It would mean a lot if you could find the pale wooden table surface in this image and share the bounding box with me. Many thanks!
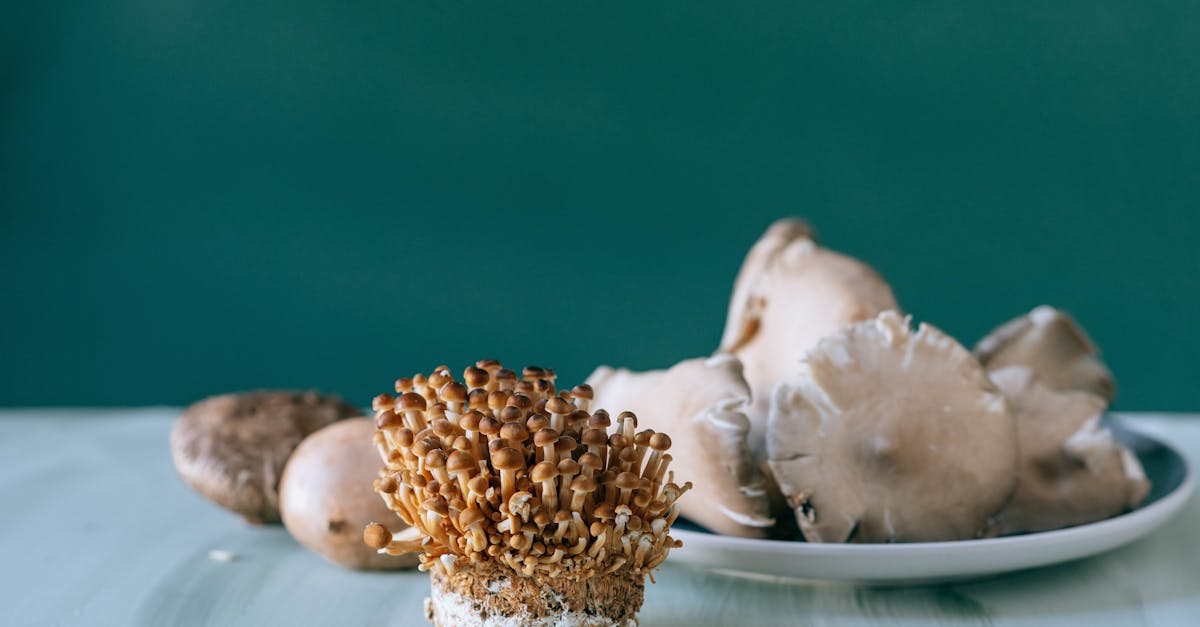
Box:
[2,409,1198,626]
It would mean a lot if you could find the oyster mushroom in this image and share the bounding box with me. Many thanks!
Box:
[586,355,775,537]
[766,311,1018,543]
[989,366,1149,535]
[717,218,898,452]
[974,306,1115,402]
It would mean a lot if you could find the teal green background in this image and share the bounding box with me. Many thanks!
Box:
[2,2,1197,409]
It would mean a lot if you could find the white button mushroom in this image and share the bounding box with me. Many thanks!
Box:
[974,306,1115,402]
[766,311,1019,543]
[279,418,418,570]
[988,366,1150,534]
[587,355,775,537]
[717,218,898,454]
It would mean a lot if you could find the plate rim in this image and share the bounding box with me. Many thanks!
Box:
[672,424,1194,558]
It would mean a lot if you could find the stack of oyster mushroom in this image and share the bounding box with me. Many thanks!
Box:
[591,218,1149,542]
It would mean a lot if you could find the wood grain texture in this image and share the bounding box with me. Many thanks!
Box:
[1,410,1197,626]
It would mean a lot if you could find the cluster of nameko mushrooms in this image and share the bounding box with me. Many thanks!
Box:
[359,364,691,625]
[363,363,688,583]
[171,218,1150,586]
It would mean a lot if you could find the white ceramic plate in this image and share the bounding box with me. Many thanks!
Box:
[671,423,1194,584]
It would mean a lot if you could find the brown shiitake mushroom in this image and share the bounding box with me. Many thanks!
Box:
[989,366,1149,534]
[279,418,419,570]
[717,218,898,454]
[587,355,774,537]
[170,391,359,524]
[975,306,1115,402]
[767,311,1019,543]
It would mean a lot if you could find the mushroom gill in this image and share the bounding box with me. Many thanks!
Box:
[989,366,1149,535]
[766,311,1019,543]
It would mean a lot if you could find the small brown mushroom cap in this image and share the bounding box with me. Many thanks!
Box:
[975,306,1115,402]
[478,417,501,438]
[533,428,560,448]
[581,428,609,448]
[487,391,509,412]
[363,522,392,549]
[499,406,524,423]
[467,388,489,410]
[446,450,476,474]
[425,449,447,469]
[570,384,594,401]
[571,475,597,493]
[463,367,490,390]
[375,410,404,430]
[545,396,572,416]
[499,422,529,444]
[439,382,468,404]
[508,394,534,411]
[411,437,440,458]
[458,410,482,432]
[428,369,451,390]
[989,366,1149,534]
[526,415,551,432]
[587,355,774,537]
[371,394,394,412]
[530,461,560,483]
[423,497,450,517]
[430,420,455,439]
[280,418,417,569]
[492,447,526,471]
[648,433,672,452]
[588,411,612,429]
[716,218,899,454]
[615,472,641,491]
[170,390,360,524]
[593,502,616,521]
[397,392,427,412]
[555,436,577,457]
[467,475,489,496]
[578,452,604,472]
[376,476,398,494]
[766,311,1018,543]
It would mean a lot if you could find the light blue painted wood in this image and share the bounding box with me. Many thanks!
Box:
[1,410,1196,626]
